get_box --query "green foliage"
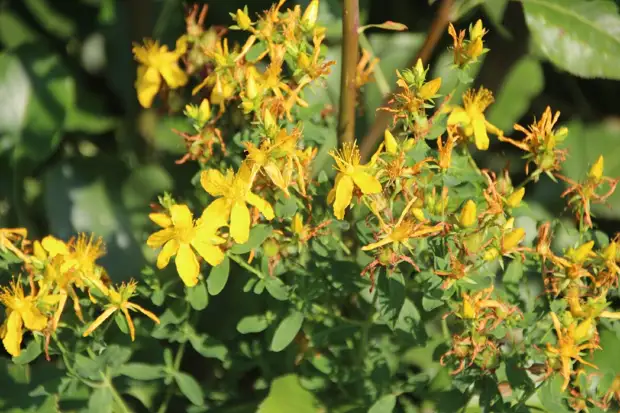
[1,0,620,413]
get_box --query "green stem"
[358,33,390,97]
[515,170,542,191]
[156,341,187,413]
[338,0,360,146]
[104,374,133,413]
[227,252,266,279]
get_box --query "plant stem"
[156,341,187,413]
[359,0,455,161]
[338,0,360,146]
[227,252,266,279]
[104,374,133,413]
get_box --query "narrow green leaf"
[117,363,165,380]
[270,311,304,352]
[186,280,209,310]
[368,394,397,413]
[207,256,230,296]
[174,371,204,406]
[265,276,289,301]
[522,0,620,79]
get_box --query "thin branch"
[359,0,455,161]
[338,0,360,146]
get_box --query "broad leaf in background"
[44,157,172,281]
[522,0,620,79]
[487,57,544,132]
[561,119,620,220]
[258,374,323,413]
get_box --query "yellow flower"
[201,162,274,244]
[0,228,29,262]
[447,87,502,150]
[132,36,188,108]
[83,280,159,341]
[327,141,382,220]
[147,204,227,287]
[589,155,604,181]
[384,130,398,155]
[0,279,48,357]
[459,200,477,228]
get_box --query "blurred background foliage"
[2,0,620,411]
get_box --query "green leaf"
[561,120,620,219]
[264,276,290,301]
[270,311,304,352]
[237,314,269,334]
[117,363,166,380]
[88,387,113,413]
[368,394,397,413]
[258,374,322,413]
[487,57,544,131]
[174,371,204,406]
[503,258,524,283]
[207,256,230,296]
[12,338,42,364]
[0,45,72,167]
[230,224,273,254]
[522,0,620,79]
[538,375,572,413]
[186,280,209,311]
[376,272,406,329]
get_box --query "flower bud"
[459,200,477,228]
[462,298,476,319]
[246,71,257,99]
[567,241,595,264]
[301,0,319,29]
[236,9,252,30]
[384,129,398,154]
[292,213,304,236]
[263,109,276,130]
[483,248,499,261]
[505,187,525,208]
[198,99,211,122]
[470,20,485,40]
[589,155,604,181]
[411,208,425,221]
[502,228,525,252]
[403,138,415,151]
[297,52,311,70]
[418,77,441,100]
[574,318,595,343]
[603,242,617,262]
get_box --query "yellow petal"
[204,197,231,224]
[230,202,251,244]
[263,163,287,192]
[333,174,354,220]
[175,243,199,287]
[246,192,275,220]
[170,204,193,229]
[472,117,489,150]
[83,307,117,337]
[191,240,225,267]
[158,61,188,89]
[135,65,161,108]
[201,169,228,196]
[459,200,477,228]
[147,228,175,248]
[156,239,179,269]
[2,311,24,357]
[41,236,69,257]
[384,130,398,154]
[447,107,469,126]
[127,303,161,325]
[21,305,47,331]
[351,169,381,194]
[149,213,172,228]
[361,236,394,251]
[121,307,136,341]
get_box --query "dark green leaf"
[237,314,269,334]
[174,371,204,406]
[187,280,209,310]
[88,387,113,413]
[12,338,42,364]
[230,224,273,254]
[368,394,396,413]
[522,0,620,79]
[377,272,405,329]
[270,311,304,352]
[207,256,230,296]
[117,363,165,380]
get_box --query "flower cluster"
[0,229,159,358]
